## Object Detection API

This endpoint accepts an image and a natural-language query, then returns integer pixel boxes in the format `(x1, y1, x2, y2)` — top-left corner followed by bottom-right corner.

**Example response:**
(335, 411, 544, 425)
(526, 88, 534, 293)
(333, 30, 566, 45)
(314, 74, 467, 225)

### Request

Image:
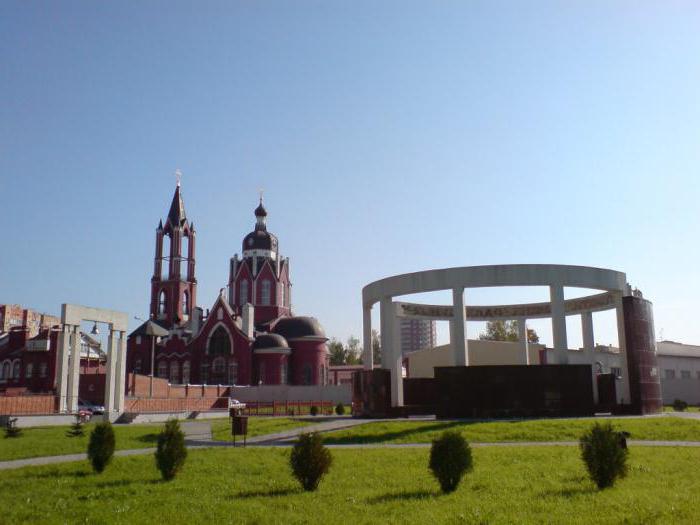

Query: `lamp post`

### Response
(135, 316, 168, 399)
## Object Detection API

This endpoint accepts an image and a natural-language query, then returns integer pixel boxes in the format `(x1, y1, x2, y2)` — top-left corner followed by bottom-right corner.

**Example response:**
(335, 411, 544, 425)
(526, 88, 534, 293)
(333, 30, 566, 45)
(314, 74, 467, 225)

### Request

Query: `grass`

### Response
(322, 416, 700, 444)
(1, 446, 699, 523)
(0, 417, 309, 461)
(663, 405, 700, 413)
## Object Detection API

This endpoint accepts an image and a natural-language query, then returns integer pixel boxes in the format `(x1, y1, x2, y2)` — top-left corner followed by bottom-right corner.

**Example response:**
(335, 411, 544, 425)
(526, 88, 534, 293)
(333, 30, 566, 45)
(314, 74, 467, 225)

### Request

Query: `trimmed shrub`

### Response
(88, 422, 115, 473)
(66, 414, 88, 438)
(310, 405, 319, 416)
(155, 419, 188, 481)
(429, 430, 473, 493)
(4, 417, 22, 438)
(335, 403, 345, 416)
(673, 399, 688, 412)
(290, 432, 332, 491)
(579, 422, 629, 489)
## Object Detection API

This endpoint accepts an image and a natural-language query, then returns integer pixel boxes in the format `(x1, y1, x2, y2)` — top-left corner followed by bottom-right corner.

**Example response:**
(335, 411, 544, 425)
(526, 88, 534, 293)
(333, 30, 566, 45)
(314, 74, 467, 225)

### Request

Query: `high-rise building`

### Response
(399, 318, 436, 355)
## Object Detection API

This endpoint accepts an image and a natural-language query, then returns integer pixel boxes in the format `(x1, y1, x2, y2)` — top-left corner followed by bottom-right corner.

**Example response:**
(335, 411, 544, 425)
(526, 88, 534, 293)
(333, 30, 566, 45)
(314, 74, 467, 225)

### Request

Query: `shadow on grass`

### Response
(540, 486, 596, 498)
(322, 421, 465, 445)
(23, 468, 90, 480)
(232, 487, 300, 499)
(135, 433, 160, 444)
(368, 490, 438, 504)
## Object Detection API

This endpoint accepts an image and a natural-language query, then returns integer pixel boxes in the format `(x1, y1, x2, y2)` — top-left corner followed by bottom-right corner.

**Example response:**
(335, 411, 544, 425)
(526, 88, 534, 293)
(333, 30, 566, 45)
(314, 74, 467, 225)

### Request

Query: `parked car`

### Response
(78, 399, 105, 415)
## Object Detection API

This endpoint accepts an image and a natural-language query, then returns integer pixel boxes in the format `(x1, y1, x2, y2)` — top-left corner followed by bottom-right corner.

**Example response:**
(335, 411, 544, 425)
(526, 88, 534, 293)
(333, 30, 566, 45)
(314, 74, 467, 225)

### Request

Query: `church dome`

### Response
(242, 198, 278, 253)
(253, 332, 289, 350)
(273, 316, 326, 340)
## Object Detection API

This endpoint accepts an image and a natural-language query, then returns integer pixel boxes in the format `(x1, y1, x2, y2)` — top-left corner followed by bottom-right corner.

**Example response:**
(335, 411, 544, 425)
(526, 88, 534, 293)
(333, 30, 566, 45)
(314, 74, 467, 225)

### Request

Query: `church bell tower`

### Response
(150, 175, 197, 328)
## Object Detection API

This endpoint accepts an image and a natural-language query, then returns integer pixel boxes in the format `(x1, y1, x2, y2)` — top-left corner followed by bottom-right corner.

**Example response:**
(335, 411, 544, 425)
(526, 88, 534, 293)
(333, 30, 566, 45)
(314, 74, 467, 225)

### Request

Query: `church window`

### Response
(302, 364, 312, 385)
(183, 291, 189, 314)
(136, 336, 142, 345)
(261, 280, 272, 306)
(1, 361, 10, 380)
(170, 361, 179, 384)
(228, 360, 238, 385)
(239, 280, 249, 304)
(12, 360, 21, 379)
(281, 361, 288, 385)
(208, 326, 231, 356)
(39, 362, 47, 378)
(25, 363, 33, 378)
(134, 359, 142, 374)
(212, 357, 226, 375)
(158, 360, 168, 378)
(201, 363, 209, 384)
(182, 361, 190, 384)
(158, 291, 167, 315)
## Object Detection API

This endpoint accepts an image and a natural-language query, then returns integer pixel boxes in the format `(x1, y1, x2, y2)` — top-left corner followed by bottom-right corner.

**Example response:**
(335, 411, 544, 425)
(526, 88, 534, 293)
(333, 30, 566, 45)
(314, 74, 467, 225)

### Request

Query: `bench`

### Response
(180, 421, 212, 441)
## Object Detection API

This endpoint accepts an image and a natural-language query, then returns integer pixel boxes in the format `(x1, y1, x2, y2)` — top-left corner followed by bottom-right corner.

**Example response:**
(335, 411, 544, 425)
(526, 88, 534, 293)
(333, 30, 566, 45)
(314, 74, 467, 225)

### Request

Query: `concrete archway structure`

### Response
(56, 304, 128, 418)
(361, 264, 659, 413)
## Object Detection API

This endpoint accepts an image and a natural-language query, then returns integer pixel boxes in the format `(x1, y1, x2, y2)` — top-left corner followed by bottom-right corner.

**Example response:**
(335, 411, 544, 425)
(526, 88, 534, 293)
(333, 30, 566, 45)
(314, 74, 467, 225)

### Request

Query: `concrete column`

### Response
(614, 294, 632, 405)
(104, 327, 119, 415)
(114, 331, 127, 413)
(550, 285, 568, 361)
(55, 325, 72, 412)
(380, 298, 393, 370)
(450, 287, 468, 366)
(362, 305, 373, 370)
(518, 318, 529, 365)
(581, 311, 595, 352)
(66, 325, 81, 413)
(390, 307, 404, 407)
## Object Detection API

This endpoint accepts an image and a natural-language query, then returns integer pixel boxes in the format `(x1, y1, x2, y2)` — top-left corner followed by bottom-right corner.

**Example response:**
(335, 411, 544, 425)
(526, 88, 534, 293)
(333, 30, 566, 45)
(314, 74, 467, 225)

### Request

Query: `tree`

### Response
(328, 338, 346, 365)
(372, 329, 381, 365)
(88, 422, 115, 473)
(155, 419, 188, 481)
(479, 320, 539, 343)
(429, 431, 473, 493)
(290, 433, 333, 491)
(579, 422, 629, 489)
(328, 336, 362, 365)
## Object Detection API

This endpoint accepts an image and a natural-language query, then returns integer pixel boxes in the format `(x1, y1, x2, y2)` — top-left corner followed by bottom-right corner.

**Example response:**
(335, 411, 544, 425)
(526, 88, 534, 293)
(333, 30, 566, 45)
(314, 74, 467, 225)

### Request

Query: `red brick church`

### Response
(126, 182, 329, 387)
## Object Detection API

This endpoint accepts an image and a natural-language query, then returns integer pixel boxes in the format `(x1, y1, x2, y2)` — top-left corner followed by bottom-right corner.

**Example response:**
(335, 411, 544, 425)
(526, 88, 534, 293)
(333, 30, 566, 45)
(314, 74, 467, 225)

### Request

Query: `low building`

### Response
(657, 340, 700, 405)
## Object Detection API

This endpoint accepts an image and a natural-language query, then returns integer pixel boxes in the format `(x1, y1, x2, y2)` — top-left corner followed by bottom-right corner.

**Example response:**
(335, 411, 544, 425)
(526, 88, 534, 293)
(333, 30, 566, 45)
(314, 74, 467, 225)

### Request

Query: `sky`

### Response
(1, 1, 699, 349)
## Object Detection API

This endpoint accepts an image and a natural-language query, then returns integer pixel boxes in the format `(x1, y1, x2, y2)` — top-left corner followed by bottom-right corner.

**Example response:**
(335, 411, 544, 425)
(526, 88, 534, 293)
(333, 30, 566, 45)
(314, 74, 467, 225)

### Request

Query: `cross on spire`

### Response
(258, 188, 264, 204)
(175, 169, 182, 187)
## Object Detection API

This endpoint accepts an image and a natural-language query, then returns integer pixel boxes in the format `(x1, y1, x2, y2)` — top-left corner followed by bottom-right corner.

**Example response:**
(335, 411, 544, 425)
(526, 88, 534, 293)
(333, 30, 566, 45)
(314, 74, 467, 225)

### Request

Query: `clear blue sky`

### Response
(1, 1, 699, 348)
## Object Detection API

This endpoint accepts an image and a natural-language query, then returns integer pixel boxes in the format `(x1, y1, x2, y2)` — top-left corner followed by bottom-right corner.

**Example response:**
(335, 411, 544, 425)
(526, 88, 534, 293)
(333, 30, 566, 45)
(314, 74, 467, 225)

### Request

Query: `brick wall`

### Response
(0, 395, 57, 414)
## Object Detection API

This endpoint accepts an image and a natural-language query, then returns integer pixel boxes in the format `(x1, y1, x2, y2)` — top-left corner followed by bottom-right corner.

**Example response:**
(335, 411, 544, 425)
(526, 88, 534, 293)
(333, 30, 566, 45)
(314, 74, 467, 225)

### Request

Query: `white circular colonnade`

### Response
(361, 264, 633, 407)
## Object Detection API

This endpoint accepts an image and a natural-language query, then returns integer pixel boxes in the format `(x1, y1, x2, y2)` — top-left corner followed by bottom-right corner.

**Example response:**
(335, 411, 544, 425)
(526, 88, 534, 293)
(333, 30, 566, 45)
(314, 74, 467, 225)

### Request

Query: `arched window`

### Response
(39, 362, 47, 378)
(25, 363, 33, 378)
(0, 361, 9, 380)
(182, 291, 189, 314)
(228, 360, 238, 385)
(170, 361, 179, 384)
(239, 280, 249, 305)
(158, 360, 167, 378)
(200, 362, 209, 384)
(161, 235, 170, 279)
(182, 361, 191, 384)
(261, 280, 271, 306)
(12, 360, 21, 379)
(303, 364, 312, 386)
(158, 290, 167, 315)
(280, 285, 285, 309)
(281, 361, 288, 385)
(258, 362, 266, 384)
(134, 359, 142, 374)
(208, 326, 231, 356)
(182, 235, 190, 264)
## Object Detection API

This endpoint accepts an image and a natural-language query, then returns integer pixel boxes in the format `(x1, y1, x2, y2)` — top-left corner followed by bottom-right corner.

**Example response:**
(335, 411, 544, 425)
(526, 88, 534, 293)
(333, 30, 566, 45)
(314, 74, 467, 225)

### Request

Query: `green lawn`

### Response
(0, 417, 309, 461)
(1, 446, 699, 523)
(323, 417, 700, 444)
(664, 405, 700, 413)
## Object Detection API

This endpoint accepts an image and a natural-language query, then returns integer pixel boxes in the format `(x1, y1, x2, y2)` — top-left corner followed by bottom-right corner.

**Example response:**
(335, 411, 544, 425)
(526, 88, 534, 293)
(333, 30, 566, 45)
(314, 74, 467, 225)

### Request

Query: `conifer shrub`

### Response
(579, 422, 629, 489)
(155, 419, 188, 481)
(4, 417, 22, 438)
(429, 430, 473, 493)
(66, 414, 86, 438)
(290, 432, 332, 491)
(310, 405, 319, 416)
(673, 399, 688, 412)
(335, 403, 345, 415)
(88, 421, 115, 473)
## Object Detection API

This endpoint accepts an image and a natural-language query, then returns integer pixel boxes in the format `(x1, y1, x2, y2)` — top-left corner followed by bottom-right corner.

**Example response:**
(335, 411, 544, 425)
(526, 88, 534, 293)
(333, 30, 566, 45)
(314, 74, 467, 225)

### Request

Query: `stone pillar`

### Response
(362, 305, 373, 370)
(518, 318, 529, 365)
(104, 327, 119, 415)
(615, 293, 632, 405)
(450, 287, 468, 366)
(550, 285, 568, 361)
(581, 311, 595, 352)
(66, 325, 81, 413)
(390, 308, 404, 407)
(114, 331, 127, 413)
(55, 325, 73, 412)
